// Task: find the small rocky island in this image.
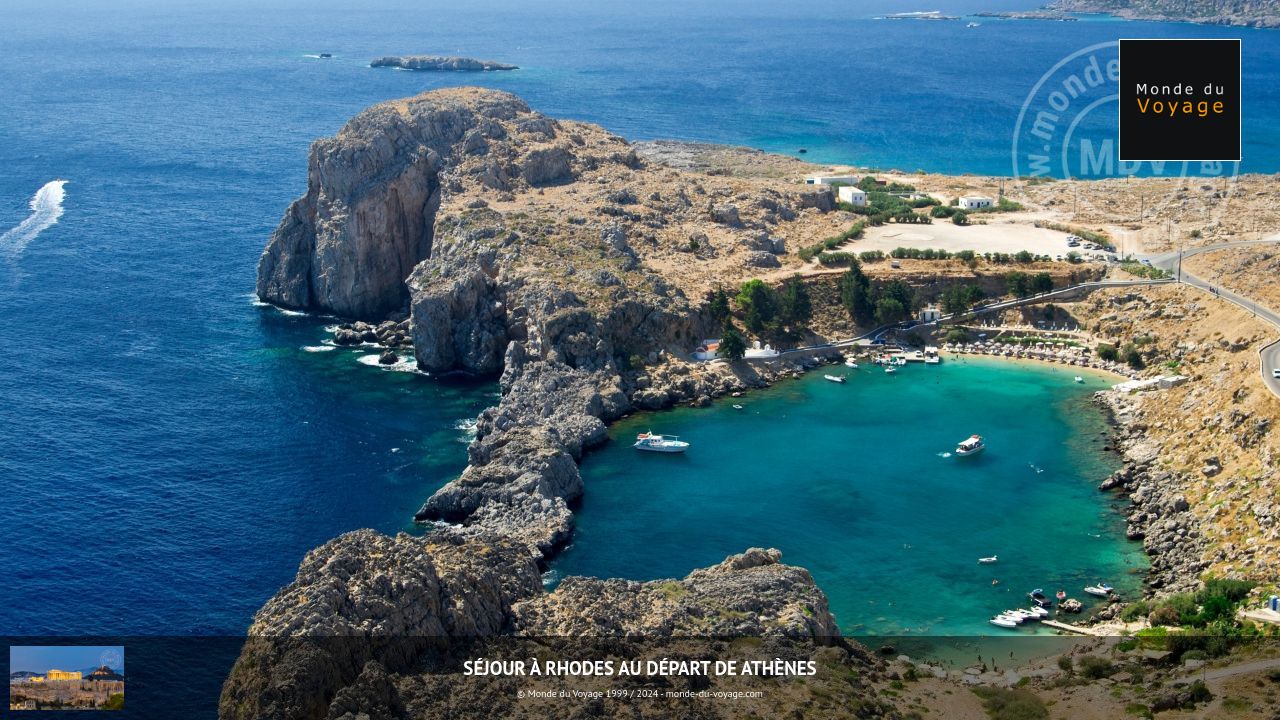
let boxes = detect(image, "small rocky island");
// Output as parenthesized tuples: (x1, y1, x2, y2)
(370, 55, 518, 71)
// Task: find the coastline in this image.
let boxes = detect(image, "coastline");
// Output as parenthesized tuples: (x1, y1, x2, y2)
(227, 87, 1280, 717)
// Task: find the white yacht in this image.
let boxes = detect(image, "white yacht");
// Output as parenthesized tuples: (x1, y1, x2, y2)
(634, 432, 689, 453)
(824, 374, 846, 384)
(989, 615, 1019, 628)
(955, 434, 985, 456)
(1083, 583, 1114, 597)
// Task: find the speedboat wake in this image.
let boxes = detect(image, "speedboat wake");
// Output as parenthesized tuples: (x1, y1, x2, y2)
(0, 180, 67, 259)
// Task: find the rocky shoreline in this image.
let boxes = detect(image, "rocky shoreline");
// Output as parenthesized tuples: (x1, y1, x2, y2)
(1094, 389, 1208, 598)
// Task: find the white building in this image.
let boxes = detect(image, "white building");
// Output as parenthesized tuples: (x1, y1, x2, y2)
(837, 186, 867, 207)
(692, 339, 721, 361)
(958, 195, 994, 210)
(918, 304, 942, 322)
(743, 340, 780, 359)
(805, 174, 860, 186)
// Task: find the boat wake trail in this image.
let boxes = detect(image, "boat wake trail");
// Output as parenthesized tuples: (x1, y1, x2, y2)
(0, 180, 67, 259)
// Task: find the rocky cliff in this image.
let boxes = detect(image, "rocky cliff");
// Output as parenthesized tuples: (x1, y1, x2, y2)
(257, 90, 525, 317)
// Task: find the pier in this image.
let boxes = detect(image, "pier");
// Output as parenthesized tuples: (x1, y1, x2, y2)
(1039, 619, 1105, 636)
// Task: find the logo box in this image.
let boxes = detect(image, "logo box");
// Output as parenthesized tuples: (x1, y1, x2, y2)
(1119, 39, 1241, 162)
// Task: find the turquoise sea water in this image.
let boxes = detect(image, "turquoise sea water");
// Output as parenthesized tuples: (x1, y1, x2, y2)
(553, 357, 1147, 637)
(0, 0, 1248, 641)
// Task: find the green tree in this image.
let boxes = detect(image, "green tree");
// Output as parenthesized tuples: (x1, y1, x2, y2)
(941, 285, 968, 315)
(735, 279, 779, 333)
(878, 279, 916, 314)
(1015, 249, 1035, 263)
(838, 260, 875, 325)
(778, 275, 812, 325)
(941, 284, 984, 315)
(1096, 343, 1119, 362)
(102, 693, 125, 711)
(1006, 271, 1031, 298)
(952, 210, 969, 225)
(874, 297, 907, 325)
(1031, 272, 1054, 294)
(718, 321, 746, 360)
(707, 287, 730, 321)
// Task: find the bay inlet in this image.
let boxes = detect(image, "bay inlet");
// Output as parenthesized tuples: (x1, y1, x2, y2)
(552, 356, 1148, 637)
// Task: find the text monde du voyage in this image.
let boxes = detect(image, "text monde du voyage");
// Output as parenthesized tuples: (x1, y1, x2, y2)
(1133, 82, 1229, 118)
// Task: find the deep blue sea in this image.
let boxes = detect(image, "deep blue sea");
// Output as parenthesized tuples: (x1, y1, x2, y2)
(1, 0, 1271, 641)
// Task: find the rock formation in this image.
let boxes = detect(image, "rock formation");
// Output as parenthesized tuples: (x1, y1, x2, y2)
(257, 90, 530, 317)
(371, 56, 519, 71)
(218, 537, 866, 720)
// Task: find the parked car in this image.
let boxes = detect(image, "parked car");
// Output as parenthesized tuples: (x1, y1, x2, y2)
(1273, 368, 1280, 379)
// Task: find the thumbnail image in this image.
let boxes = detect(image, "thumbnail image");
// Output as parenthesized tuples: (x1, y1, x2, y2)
(9, 646, 124, 711)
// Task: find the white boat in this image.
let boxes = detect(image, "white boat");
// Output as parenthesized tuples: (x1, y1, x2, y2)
(966, 21, 980, 27)
(1083, 583, 1114, 597)
(884, 367, 896, 374)
(1005, 609, 1039, 622)
(977, 555, 998, 564)
(996, 611, 1025, 624)
(1027, 606, 1050, 618)
(1074, 376, 1085, 383)
(845, 358, 859, 368)
(955, 434, 985, 456)
(732, 404, 744, 410)
(824, 374, 846, 384)
(989, 615, 1019, 628)
(633, 432, 689, 453)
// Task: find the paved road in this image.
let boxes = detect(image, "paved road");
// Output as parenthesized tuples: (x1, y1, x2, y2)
(1175, 656, 1280, 685)
(1142, 238, 1280, 400)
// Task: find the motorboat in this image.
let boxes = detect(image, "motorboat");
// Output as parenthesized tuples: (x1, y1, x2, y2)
(1028, 589, 1053, 609)
(977, 555, 998, 564)
(732, 404, 744, 410)
(634, 432, 690, 453)
(1083, 583, 1114, 597)
(884, 367, 896, 374)
(1074, 376, 1085, 383)
(1006, 609, 1040, 622)
(1055, 590, 1068, 602)
(1026, 606, 1050, 618)
(955, 434, 985, 456)
(845, 358, 859, 368)
(824, 374, 846, 384)
(989, 615, 1020, 628)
